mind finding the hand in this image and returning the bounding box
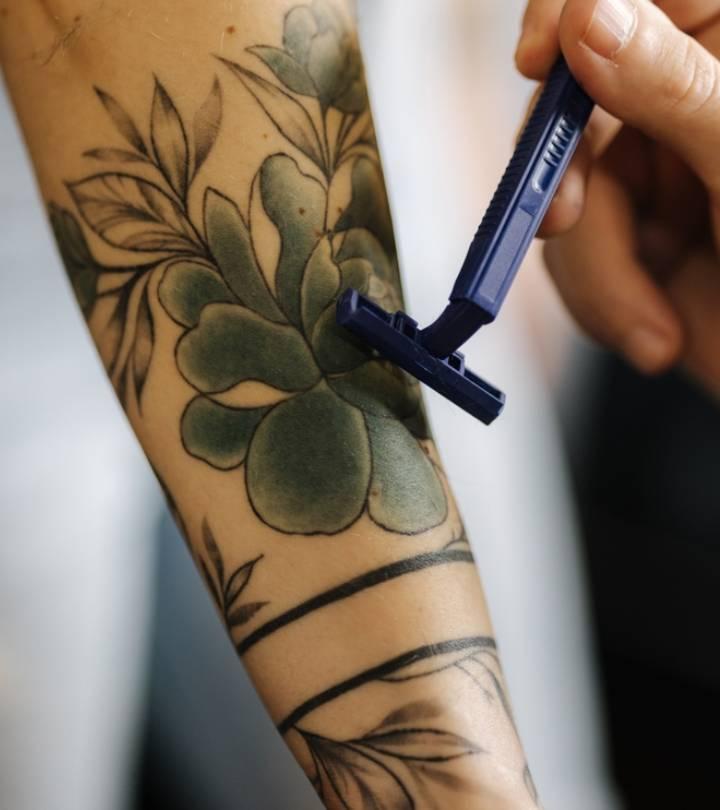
[516,0,720,395]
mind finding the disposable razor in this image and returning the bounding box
[337,57,594,424]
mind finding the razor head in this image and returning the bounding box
[337,289,506,425]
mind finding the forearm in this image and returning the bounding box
[1,2,537,806]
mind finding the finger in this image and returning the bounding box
[516,0,566,79]
[666,250,720,395]
[544,166,684,373]
[655,0,720,33]
[537,136,592,237]
[558,0,720,194]
[516,0,720,80]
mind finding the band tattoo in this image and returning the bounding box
[287,641,536,809]
[47,2,537,806]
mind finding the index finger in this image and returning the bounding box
[516,0,565,79]
[517,0,720,79]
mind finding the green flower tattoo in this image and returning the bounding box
[251,0,367,114]
[50,2,448,536]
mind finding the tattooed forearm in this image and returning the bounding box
[4,0,538,806]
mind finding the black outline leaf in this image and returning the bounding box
[218,58,325,171]
[304,733,413,810]
[415,763,474,793]
[227,600,269,627]
[68,173,200,253]
[83,148,150,164]
[248,46,317,97]
[202,518,224,584]
[225,554,264,606]
[376,701,444,731]
[200,558,222,609]
[132,284,154,403]
[193,77,223,177]
[94,87,149,156]
[357,728,483,763]
[105,284,132,377]
[151,78,190,199]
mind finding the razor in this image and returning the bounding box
[337,57,594,425]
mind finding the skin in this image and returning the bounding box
[1,1,539,807]
[516,0,720,395]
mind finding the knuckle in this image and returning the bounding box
[662,37,720,120]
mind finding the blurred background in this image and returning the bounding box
[1,1,718,809]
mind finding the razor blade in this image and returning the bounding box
[337,56,594,424]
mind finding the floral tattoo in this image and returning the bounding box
[50,0,447,537]
[45,2,541,806]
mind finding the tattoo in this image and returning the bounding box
[48,2,537,805]
[300,718,481,809]
[50,0,447,538]
[279,637,497,734]
[236,547,474,656]
[200,519,269,633]
[287,642,536,808]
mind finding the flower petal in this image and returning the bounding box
[249,46,317,97]
[329,360,420,419]
[246,386,370,534]
[204,189,285,323]
[260,155,326,327]
[182,396,268,470]
[365,415,447,534]
[337,229,396,287]
[283,6,317,64]
[338,256,372,295]
[177,302,320,393]
[158,260,235,327]
[311,0,346,35]
[307,29,347,107]
[311,301,371,375]
[335,158,396,257]
[301,236,340,336]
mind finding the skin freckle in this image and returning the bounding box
[298,207,306,215]
[226,25,236,34]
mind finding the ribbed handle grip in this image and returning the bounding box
[450,57,593,316]
[468,59,583,254]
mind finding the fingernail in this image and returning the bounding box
[624,326,673,374]
[583,0,638,60]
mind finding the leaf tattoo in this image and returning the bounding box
[193,77,223,176]
[151,77,190,199]
[94,87,149,156]
[217,58,326,173]
[200,519,269,630]
[52,6,443,536]
[300,705,483,810]
[67,173,199,253]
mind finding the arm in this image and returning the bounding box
[1,2,537,806]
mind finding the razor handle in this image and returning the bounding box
[421,57,594,357]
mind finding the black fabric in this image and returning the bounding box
[569,357,720,808]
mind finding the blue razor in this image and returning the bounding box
[337,57,594,424]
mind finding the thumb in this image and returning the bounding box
[559,0,720,192]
